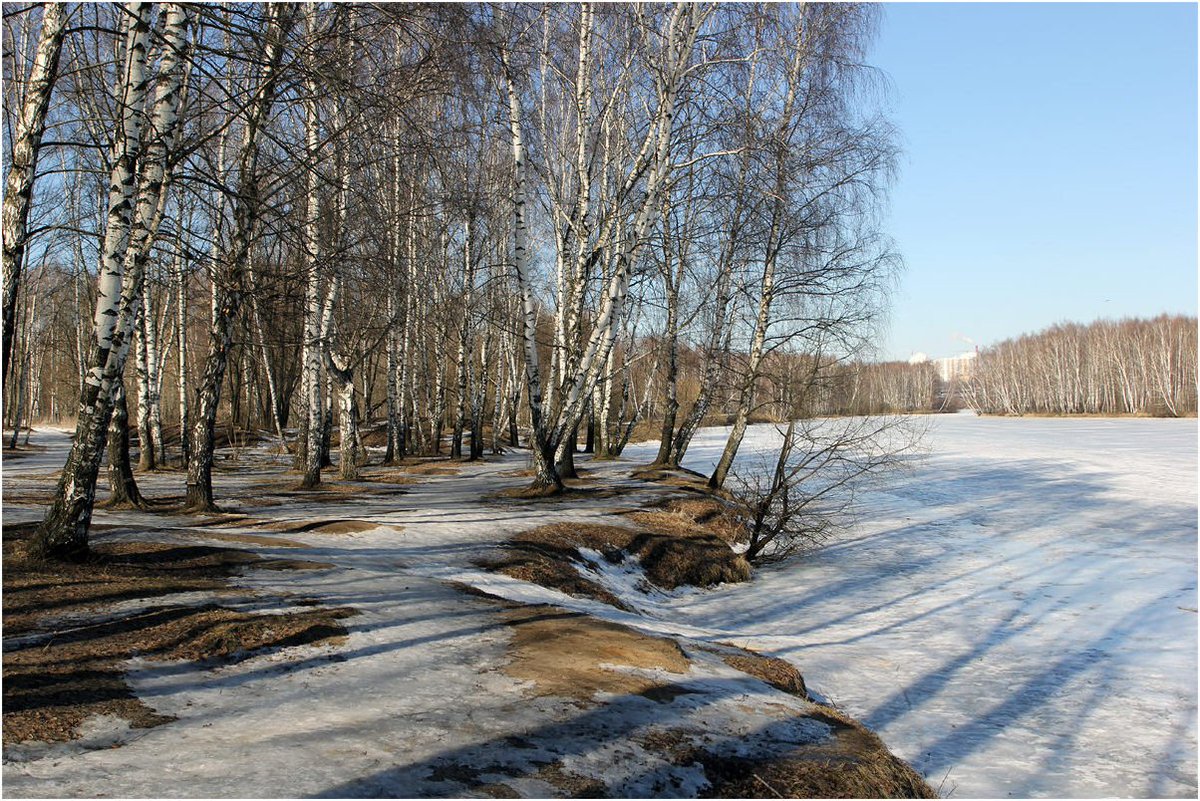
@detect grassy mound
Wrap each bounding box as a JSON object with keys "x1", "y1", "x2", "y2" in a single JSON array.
[{"x1": 482, "y1": 495, "x2": 751, "y2": 609}]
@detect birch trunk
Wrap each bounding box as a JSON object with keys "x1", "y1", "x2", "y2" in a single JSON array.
[
  {"x1": 106, "y1": 379, "x2": 146, "y2": 508},
  {"x1": 174, "y1": 248, "x2": 189, "y2": 463},
  {"x1": 134, "y1": 301, "x2": 156, "y2": 470},
  {"x1": 501, "y1": 49, "x2": 558, "y2": 489},
  {"x1": 451, "y1": 218, "x2": 475, "y2": 459},
  {"x1": 299, "y1": 13, "x2": 325, "y2": 487},
  {"x1": 709, "y1": 31, "x2": 807, "y2": 490},
  {"x1": 185, "y1": 4, "x2": 296, "y2": 512},
  {"x1": 2, "y1": 3, "x2": 67, "y2": 389},
  {"x1": 32, "y1": 3, "x2": 155, "y2": 559}
]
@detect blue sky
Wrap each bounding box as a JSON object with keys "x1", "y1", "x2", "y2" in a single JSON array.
[{"x1": 871, "y1": 2, "x2": 1197, "y2": 360}]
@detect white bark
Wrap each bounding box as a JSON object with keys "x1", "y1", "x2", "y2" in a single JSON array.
[{"x1": 3, "y1": 2, "x2": 67, "y2": 388}]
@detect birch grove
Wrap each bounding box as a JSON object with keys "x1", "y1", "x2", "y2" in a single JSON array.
[{"x1": 4, "y1": 2, "x2": 960, "y2": 560}]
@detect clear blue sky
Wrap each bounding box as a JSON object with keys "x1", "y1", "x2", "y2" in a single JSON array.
[{"x1": 872, "y1": 2, "x2": 1197, "y2": 360}]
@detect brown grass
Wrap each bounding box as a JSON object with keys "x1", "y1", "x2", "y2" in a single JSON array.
[
  {"x1": 638, "y1": 707, "x2": 934, "y2": 799},
  {"x1": 698, "y1": 702, "x2": 936, "y2": 798},
  {"x1": 179, "y1": 530, "x2": 310, "y2": 549},
  {"x1": 501, "y1": 604, "x2": 690, "y2": 700},
  {"x1": 256, "y1": 518, "x2": 384, "y2": 536},
  {"x1": 3, "y1": 603, "x2": 354, "y2": 745},
  {"x1": 624, "y1": 496, "x2": 747, "y2": 545},
  {"x1": 400, "y1": 462, "x2": 462, "y2": 476},
  {"x1": 716, "y1": 647, "x2": 809, "y2": 699},
  {"x1": 625, "y1": 529, "x2": 751, "y2": 590},
  {"x1": 484, "y1": 506, "x2": 750, "y2": 607},
  {"x1": 2, "y1": 527, "x2": 355, "y2": 746},
  {"x1": 480, "y1": 523, "x2": 639, "y2": 611},
  {"x1": 488, "y1": 482, "x2": 630, "y2": 502},
  {"x1": 355, "y1": 468, "x2": 418, "y2": 485}
]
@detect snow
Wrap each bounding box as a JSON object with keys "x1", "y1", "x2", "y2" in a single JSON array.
[
  {"x1": 4, "y1": 416, "x2": 1195, "y2": 798},
  {"x1": 1, "y1": 430, "x2": 828, "y2": 798},
  {"x1": 623, "y1": 415, "x2": 1199, "y2": 798}
]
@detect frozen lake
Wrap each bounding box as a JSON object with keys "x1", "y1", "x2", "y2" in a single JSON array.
[{"x1": 626, "y1": 414, "x2": 1198, "y2": 798}]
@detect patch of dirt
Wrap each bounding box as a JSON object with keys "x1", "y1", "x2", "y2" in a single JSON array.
[
  {"x1": 400, "y1": 462, "x2": 461, "y2": 476},
  {"x1": 623, "y1": 529, "x2": 750, "y2": 590},
  {"x1": 483, "y1": 510, "x2": 750, "y2": 608},
  {"x1": 3, "y1": 603, "x2": 355, "y2": 745},
  {"x1": 623, "y1": 496, "x2": 747, "y2": 545},
  {"x1": 253, "y1": 557, "x2": 335, "y2": 571},
  {"x1": 695, "y1": 706, "x2": 936, "y2": 799},
  {"x1": 243, "y1": 476, "x2": 401, "y2": 500},
  {"x1": 533, "y1": 763, "x2": 608, "y2": 797},
  {"x1": 1, "y1": 442, "x2": 47, "y2": 461},
  {"x1": 3, "y1": 533, "x2": 356, "y2": 746},
  {"x1": 710, "y1": 646, "x2": 808, "y2": 699},
  {"x1": 180, "y1": 529, "x2": 309, "y2": 549},
  {"x1": 479, "y1": 523, "x2": 640, "y2": 611},
  {"x1": 355, "y1": 468, "x2": 418, "y2": 485},
  {"x1": 3, "y1": 533, "x2": 259, "y2": 635},
  {"x1": 630, "y1": 464, "x2": 712, "y2": 492},
  {"x1": 257, "y1": 518, "x2": 384, "y2": 536},
  {"x1": 1, "y1": 488, "x2": 56, "y2": 506},
  {"x1": 488, "y1": 483, "x2": 632, "y2": 502},
  {"x1": 638, "y1": 711, "x2": 935, "y2": 799},
  {"x1": 501, "y1": 605, "x2": 690, "y2": 701}
]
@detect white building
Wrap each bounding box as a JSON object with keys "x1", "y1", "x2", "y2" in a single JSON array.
[{"x1": 933, "y1": 350, "x2": 977, "y2": 383}]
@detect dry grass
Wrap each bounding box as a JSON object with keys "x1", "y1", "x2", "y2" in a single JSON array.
[
  {"x1": 501, "y1": 604, "x2": 690, "y2": 700},
  {"x1": 4, "y1": 603, "x2": 354, "y2": 745},
  {"x1": 177, "y1": 529, "x2": 310, "y2": 549},
  {"x1": 355, "y1": 468, "x2": 418, "y2": 485},
  {"x1": 638, "y1": 707, "x2": 935, "y2": 799},
  {"x1": 716, "y1": 647, "x2": 809, "y2": 699},
  {"x1": 624, "y1": 496, "x2": 747, "y2": 545},
  {"x1": 255, "y1": 518, "x2": 384, "y2": 536},
  {"x1": 530, "y1": 764, "x2": 608, "y2": 798},
  {"x1": 625, "y1": 529, "x2": 751, "y2": 590},
  {"x1": 483, "y1": 499, "x2": 751, "y2": 607},
  {"x1": 480, "y1": 523, "x2": 639, "y2": 611},
  {"x1": 2, "y1": 526, "x2": 355, "y2": 746},
  {"x1": 488, "y1": 482, "x2": 630, "y2": 503},
  {"x1": 398, "y1": 461, "x2": 462, "y2": 476},
  {"x1": 490, "y1": 594, "x2": 932, "y2": 798}
]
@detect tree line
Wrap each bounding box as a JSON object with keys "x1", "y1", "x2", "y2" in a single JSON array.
[
  {"x1": 964, "y1": 315, "x2": 1197, "y2": 417},
  {"x1": 3, "y1": 2, "x2": 898, "y2": 560}
]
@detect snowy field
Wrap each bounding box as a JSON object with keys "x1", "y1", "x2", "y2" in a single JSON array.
[
  {"x1": 4, "y1": 416, "x2": 1195, "y2": 798},
  {"x1": 625, "y1": 414, "x2": 1199, "y2": 798}
]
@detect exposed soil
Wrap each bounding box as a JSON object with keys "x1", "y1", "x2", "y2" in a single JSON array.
[
  {"x1": 501, "y1": 604, "x2": 691, "y2": 700},
  {"x1": 399, "y1": 462, "x2": 462, "y2": 476},
  {"x1": 487, "y1": 473, "x2": 628, "y2": 503},
  {"x1": 492, "y1": 597, "x2": 933, "y2": 798},
  {"x1": 482, "y1": 502, "x2": 751, "y2": 608},
  {"x1": 2, "y1": 526, "x2": 355, "y2": 747},
  {"x1": 622, "y1": 496, "x2": 747, "y2": 545},
  {"x1": 481, "y1": 523, "x2": 643, "y2": 611},
  {"x1": 709, "y1": 646, "x2": 809, "y2": 699},
  {"x1": 640, "y1": 717, "x2": 935, "y2": 799},
  {"x1": 256, "y1": 518, "x2": 385, "y2": 535},
  {"x1": 1, "y1": 442, "x2": 47, "y2": 461}
]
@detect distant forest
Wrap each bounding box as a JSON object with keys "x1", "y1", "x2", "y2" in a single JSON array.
[{"x1": 828, "y1": 314, "x2": 1197, "y2": 418}]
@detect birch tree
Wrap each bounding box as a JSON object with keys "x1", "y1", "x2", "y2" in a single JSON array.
[
  {"x1": 31, "y1": 2, "x2": 158, "y2": 559},
  {"x1": 3, "y1": 2, "x2": 68, "y2": 389}
]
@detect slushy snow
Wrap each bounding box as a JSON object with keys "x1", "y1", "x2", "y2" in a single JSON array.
[
  {"x1": 3, "y1": 416, "x2": 1196, "y2": 798},
  {"x1": 623, "y1": 414, "x2": 1198, "y2": 798}
]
